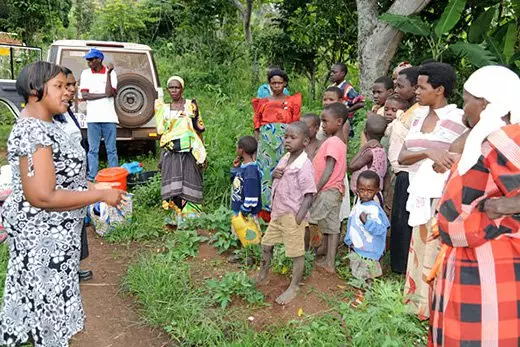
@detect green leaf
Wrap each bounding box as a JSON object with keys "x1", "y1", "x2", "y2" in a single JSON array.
[
  {"x1": 484, "y1": 37, "x2": 506, "y2": 65},
  {"x1": 467, "y1": 7, "x2": 496, "y2": 43},
  {"x1": 503, "y1": 22, "x2": 517, "y2": 63},
  {"x1": 449, "y1": 42, "x2": 497, "y2": 68},
  {"x1": 379, "y1": 13, "x2": 430, "y2": 36},
  {"x1": 434, "y1": 0, "x2": 466, "y2": 37},
  {"x1": 510, "y1": 51, "x2": 520, "y2": 64},
  {"x1": 512, "y1": 0, "x2": 520, "y2": 18}
]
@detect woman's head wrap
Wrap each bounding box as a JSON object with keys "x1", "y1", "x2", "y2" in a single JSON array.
[
  {"x1": 167, "y1": 76, "x2": 184, "y2": 89},
  {"x1": 458, "y1": 65, "x2": 520, "y2": 175}
]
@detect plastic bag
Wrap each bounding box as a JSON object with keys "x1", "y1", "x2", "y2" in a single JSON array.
[{"x1": 90, "y1": 194, "x2": 133, "y2": 236}]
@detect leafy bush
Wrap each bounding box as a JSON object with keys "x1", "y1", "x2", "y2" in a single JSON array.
[
  {"x1": 271, "y1": 245, "x2": 315, "y2": 278},
  {"x1": 164, "y1": 229, "x2": 208, "y2": 262},
  {"x1": 183, "y1": 206, "x2": 240, "y2": 253},
  {"x1": 205, "y1": 271, "x2": 265, "y2": 309},
  {"x1": 131, "y1": 174, "x2": 162, "y2": 209},
  {"x1": 105, "y1": 206, "x2": 168, "y2": 243}
]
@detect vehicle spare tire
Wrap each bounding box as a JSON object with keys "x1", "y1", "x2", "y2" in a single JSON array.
[{"x1": 115, "y1": 73, "x2": 157, "y2": 128}]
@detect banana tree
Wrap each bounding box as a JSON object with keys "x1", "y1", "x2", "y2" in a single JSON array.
[{"x1": 380, "y1": 0, "x2": 519, "y2": 70}]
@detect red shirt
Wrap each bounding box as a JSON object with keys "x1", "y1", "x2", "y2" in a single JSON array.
[{"x1": 252, "y1": 94, "x2": 302, "y2": 130}]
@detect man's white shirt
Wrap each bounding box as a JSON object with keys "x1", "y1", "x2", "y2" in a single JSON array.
[{"x1": 79, "y1": 66, "x2": 118, "y2": 123}]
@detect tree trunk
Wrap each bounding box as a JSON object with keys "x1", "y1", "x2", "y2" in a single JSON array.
[
  {"x1": 231, "y1": 0, "x2": 253, "y2": 43},
  {"x1": 244, "y1": 0, "x2": 253, "y2": 44},
  {"x1": 356, "y1": 0, "x2": 432, "y2": 96}
]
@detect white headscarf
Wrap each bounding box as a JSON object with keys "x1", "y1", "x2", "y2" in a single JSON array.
[
  {"x1": 166, "y1": 76, "x2": 184, "y2": 89},
  {"x1": 457, "y1": 66, "x2": 520, "y2": 175}
]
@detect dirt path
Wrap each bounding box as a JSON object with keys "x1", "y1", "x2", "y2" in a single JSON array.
[{"x1": 71, "y1": 229, "x2": 170, "y2": 347}]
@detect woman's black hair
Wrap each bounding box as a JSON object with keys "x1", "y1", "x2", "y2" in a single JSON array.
[
  {"x1": 16, "y1": 61, "x2": 65, "y2": 103},
  {"x1": 418, "y1": 62, "x2": 456, "y2": 98},
  {"x1": 268, "y1": 68, "x2": 289, "y2": 83}
]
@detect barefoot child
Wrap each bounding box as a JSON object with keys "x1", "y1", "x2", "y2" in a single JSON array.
[
  {"x1": 256, "y1": 121, "x2": 316, "y2": 305},
  {"x1": 231, "y1": 135, "x2": 262, "y2": 218},
  {"x1": 348, "y1": 113, "x2": 388, "y2": 206},
  {"x1": 309, "y1": 102, "x2": 348, "y2": 274},
  {"x1": 345, "y1": 171, "x2": 389, "y2": 286},
  {"x1": 301, "y1": 113, "x2": 322, "y2": 160}
]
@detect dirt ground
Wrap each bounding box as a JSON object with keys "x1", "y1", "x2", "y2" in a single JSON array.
[
  {"x1": 190, "y1": 242, "x2": 348, "y2": 330},
  {"x1": 71, "y1": 229, "x2": 350, "y2": 346},
  {"x1": 71, "y1": 229, "x2": 170, "y2": 347}
]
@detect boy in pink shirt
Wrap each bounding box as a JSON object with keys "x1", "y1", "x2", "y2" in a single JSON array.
[
  {"x1": 256, "y1": 121, "x2": 317, "y2": 305},
  {"x1": 310, "y1": 102, "x2": 348, "y2": 274}
]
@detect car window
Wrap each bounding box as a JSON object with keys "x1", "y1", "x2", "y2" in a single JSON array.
[
  {"x1": 0, "y1": 45, "x2": 41, "y2": 80},
  {"x1": 59, "y1": 49, "x2": 156, "y2": 86}
]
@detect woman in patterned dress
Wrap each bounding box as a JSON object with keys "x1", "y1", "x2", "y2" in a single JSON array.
[
  {"x1": 252, "y1": 69, "x2": 301, "y2": 222},
  {"x1": 155, "y1": 76, "x2": 206, "y2": 219},
  {"x1": 430, "y1": 65, "x2": 520, "y2": 346},
  {"x1": 0, "y1": 62, "x2": 125, "y2": 347}
]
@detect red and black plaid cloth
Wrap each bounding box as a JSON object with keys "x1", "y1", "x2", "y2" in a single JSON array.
[{"x1": 431, "y1": 124, "x2": 520, "y2": 346}]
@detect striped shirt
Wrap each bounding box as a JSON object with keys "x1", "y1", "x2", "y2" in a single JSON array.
[{"x1": 404, "y1": 104, "x2": 466, "y2": 174}]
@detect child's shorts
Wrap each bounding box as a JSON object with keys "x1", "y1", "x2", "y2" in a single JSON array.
[
  {"x1": 309, "y1": 189, "x2": 342, "y2": 234},
  {"x1": 261, "y1": 214, "x2": 305, "y2": 258}
]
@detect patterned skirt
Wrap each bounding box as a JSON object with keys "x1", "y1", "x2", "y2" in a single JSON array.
[
  {"x1": 257, "y1": 123, "x2": 287, "y2": 212},
  {"x1": 404, "y1": 201, "x2": 441, "y2": 320},
  {"x1": 160, "y1": 150, "x2": 203, "y2": 204}
]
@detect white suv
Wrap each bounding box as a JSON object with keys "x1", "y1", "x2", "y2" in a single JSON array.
[{"x1": 47, "y1": 40, "x2": 163, "y2": 152}]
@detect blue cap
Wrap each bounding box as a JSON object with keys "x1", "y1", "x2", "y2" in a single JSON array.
[{"x1": 84, "y1": 48, "x2": 104, "y2": 60}]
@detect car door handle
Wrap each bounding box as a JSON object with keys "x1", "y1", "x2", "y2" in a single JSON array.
[{"x1": 0, "y1": 86, "x2": 16, "y2": 92}]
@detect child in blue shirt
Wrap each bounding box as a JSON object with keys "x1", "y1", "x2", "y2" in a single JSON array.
[
  {"x1": 231, "y1": 136, "x2": 262, "y2": 217},
  {"x1": 345, "y1": 170, "x2": 389, "y2": 285}
]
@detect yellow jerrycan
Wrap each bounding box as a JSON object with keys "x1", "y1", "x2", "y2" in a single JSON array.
[{"x1": 231, "y1": 212, "x2": 262, "y2": 246}]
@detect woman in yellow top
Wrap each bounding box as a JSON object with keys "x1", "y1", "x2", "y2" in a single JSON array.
[{"x1": 156, "y1": 76, "x2": 206, "y2": 218}]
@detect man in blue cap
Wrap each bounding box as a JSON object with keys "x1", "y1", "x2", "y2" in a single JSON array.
[{"x1": 79, "y1": 48, "x2": 119, "y2": 181}]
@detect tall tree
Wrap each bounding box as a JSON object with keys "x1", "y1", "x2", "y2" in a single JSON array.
[
  {"x1": 0, "y1": 0, "x2": 72, "y2": 44},
  {"x1": 355, "y1": 0, "x2": 431, "y2": 95},
  {"x1": 255, "y1": 0, "x2": 357, "y2": 99},
  {"x1": 72, "y1": 0, "x2": 95, "y2": 38},
  {"x1": 229, "y1": 0, "x2": 254, "y2": 43}
]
